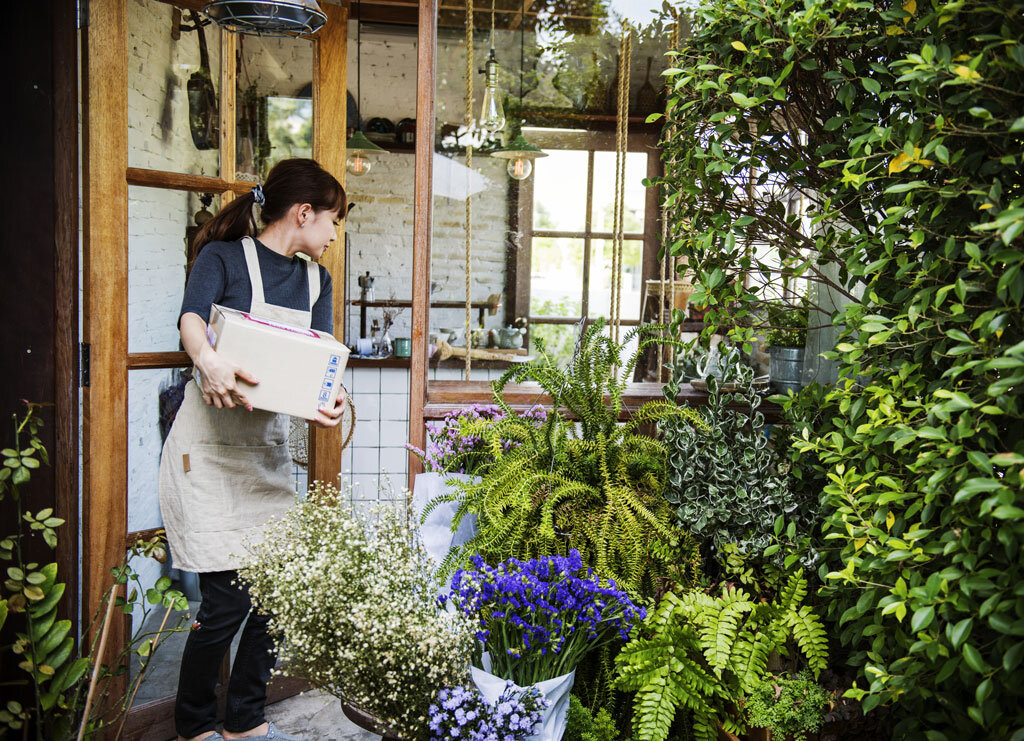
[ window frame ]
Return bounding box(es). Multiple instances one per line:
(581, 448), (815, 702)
(507, 129), (663, 337)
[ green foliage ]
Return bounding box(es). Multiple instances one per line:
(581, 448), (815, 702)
(1, 404), (188, 740)
(428, 320), (707, 598)
(662, 350), (812, 567)
(614, 571), (828, 741)
(659, 0), (1024, 734)
(763, 301), (808, 349)
(744, 672), (830, 740)
(565, 694), (620, 741)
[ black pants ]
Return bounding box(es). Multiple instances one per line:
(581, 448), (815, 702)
(174, 570), (276, 737)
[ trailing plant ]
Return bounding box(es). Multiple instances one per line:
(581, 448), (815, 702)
(0, 404), (188, 740)
(240, 481), (476, 741)
(657, 0), (1024, 733)
(426, 320), (707, 598)
(662, 349), (812, 570)
(614, 571), (828, 741)
(745, 671), (831, 740)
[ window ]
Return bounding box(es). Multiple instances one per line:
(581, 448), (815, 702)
(513, 130), (660, 366)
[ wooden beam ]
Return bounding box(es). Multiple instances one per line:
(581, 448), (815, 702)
(308, 1), (349, 486)
(127, 352), (192, 370)
(408, 0), (437, 489)
(81, 0), (128, 704)
(508, 0), (536, 29)
(126, 167), (253, 195)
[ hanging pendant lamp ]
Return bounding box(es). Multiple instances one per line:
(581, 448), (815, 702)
(345, 0), (385, 177)
(492, 0), (545, 180)
(202, 0), (327, 36)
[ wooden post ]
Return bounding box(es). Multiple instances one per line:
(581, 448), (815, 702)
(408, 0), (438, 489)
(81, 0), (128, 704)
(220, 27), (237, 204)
(309, 1), (349, 485)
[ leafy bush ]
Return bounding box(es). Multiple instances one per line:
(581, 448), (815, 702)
(565, 694), (619, 741)
(662, 350), (810, 567)
(427, 321), (706, 598)
(658, 0), (1024, 734)
(615, 572), (828, 741)
(745, 672), (830, 740)
(763, 301), (808, 350)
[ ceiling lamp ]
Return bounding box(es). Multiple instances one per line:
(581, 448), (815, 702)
(478, 1), (506, 133)
(202, 1), (327, 36)
(491, 0), (546, 180)
(345, 0), (385, 177)
(491, 134), (547, 181)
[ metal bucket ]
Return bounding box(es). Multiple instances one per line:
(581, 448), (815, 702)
(770, 346), (805, 394)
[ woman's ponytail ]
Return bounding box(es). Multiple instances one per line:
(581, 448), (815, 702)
(189, 190), (259, 267)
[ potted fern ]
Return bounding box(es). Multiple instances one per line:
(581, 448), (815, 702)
(423, 320), (707, 599)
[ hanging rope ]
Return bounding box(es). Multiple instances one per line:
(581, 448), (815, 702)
(463, 0), (476, 380)
(610, 29), (632, 351)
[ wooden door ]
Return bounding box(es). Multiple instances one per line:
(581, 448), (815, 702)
(81, 1), (347, 735)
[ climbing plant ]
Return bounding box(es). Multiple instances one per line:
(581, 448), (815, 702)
(657, 0), (1024, 736)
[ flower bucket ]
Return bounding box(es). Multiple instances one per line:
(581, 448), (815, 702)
(411, 472), (479, 566)
(471, 653), (575, 741)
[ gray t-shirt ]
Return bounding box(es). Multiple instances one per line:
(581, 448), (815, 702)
(179, 237), (333, 333)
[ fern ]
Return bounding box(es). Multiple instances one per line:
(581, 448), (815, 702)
(614, 575), (830, 741)
(429, 320), (707, 598)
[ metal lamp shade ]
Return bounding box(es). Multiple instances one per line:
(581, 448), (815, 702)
(346, 129), (386, 155)
(490, 134), (548, 161)
(202, 0), (327, 36)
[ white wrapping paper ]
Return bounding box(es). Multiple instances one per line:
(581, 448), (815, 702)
(471, 653), (575, 741)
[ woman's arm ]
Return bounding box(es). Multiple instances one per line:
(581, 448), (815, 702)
(180, 311), (259, 410)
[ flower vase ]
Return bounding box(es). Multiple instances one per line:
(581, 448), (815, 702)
(471, 653), (575, 741)
(411, 472), (480, 568)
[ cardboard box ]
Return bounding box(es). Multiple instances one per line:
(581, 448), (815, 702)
(207, 304), (350, 420)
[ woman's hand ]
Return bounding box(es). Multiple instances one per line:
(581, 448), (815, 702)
(196, 343), (259, 410)
(312, 383), (348, 428)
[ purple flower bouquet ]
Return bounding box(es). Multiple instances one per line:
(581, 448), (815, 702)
(428, 683), (548, 741)
(445, 550), (646, 686)
(406, 404), (546, 476)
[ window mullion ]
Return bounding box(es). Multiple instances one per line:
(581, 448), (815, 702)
(581, 150), (595, 320)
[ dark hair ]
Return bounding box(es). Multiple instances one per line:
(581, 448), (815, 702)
(192, 158), (346, 257)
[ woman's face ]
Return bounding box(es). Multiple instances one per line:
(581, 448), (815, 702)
(297, 206), (342, 261)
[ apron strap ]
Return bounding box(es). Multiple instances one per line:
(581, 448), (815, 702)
(241, 236), (266, 307)
(306, 259), (321, 310)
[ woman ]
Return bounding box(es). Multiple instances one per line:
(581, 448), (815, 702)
(159, 158), (347, 741)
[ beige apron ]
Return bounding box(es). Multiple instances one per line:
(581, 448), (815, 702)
(158, 236), (321, 572)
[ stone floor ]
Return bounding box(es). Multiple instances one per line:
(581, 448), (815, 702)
(264, 690), (379, 741)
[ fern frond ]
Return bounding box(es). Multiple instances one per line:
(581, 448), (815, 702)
(787, 605), (830, 678)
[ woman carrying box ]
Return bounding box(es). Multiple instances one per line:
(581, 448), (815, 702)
(159, 158), (347, 741)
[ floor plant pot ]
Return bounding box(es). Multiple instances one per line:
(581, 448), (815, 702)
(472, 653), (575, 741)
(410, 472), (479, 568)
(769, 346), (805, 394)
(340, 702), (402, 740)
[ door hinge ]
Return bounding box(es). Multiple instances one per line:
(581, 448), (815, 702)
(80, 343), (90, 387)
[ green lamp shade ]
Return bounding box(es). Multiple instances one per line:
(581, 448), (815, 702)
(491, 134), (548, 161)
(346, 129), (386, 154)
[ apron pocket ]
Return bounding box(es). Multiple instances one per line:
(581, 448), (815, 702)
(184, 442), (295, 533)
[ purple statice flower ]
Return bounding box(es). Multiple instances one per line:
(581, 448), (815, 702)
(428, 684), (547, 741)
(406, 404), (547, 475)
(443, 550), (645, 685)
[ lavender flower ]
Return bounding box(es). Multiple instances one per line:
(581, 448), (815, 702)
(407, 404), (547, 475)
(428, 683), (548, 741)
(443, 550), (645, 685)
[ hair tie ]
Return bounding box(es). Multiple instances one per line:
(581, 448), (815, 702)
(251, 184), (266, 206)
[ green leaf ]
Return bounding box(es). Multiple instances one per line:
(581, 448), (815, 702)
(911, 605), (935, 632)
(962, 643), (989, 673)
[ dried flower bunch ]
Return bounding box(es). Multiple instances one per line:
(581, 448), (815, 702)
(407, 404), (547, 475)
(239, 482), (476, 740)
(445, 550), (645, 685)
(428, 682), (549, 741)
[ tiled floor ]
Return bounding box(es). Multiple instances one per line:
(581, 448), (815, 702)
(264, 690), (379, 741)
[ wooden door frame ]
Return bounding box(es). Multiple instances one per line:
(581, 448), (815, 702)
(82, 1), (349, 734)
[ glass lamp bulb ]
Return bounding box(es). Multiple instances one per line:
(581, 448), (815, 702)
(347, 153), (372, 177)
(480, 86), (506, 133)
(507, 156), (532, 181)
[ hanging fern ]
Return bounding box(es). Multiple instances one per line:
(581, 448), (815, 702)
(614, 573), (829, 741)
(424, 321), (707, 599)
